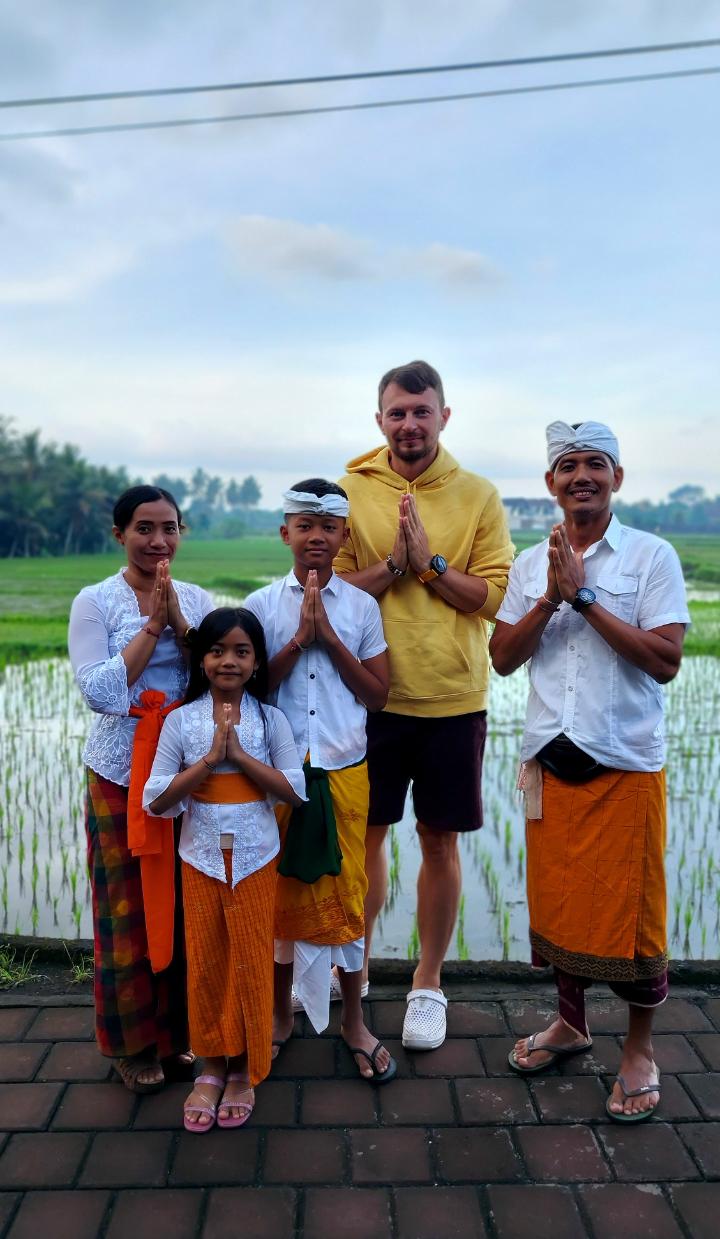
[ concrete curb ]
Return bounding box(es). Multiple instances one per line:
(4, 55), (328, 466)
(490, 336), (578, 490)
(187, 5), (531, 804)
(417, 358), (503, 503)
(4, 934), (720, 986)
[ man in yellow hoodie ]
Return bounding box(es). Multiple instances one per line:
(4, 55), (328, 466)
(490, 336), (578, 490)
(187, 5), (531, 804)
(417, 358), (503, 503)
(335, 360), (513, 1050)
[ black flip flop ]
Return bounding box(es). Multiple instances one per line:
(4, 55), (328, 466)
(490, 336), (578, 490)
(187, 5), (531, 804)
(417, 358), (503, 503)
(271, 1037), (291, 1063)
(347, 1041), (397, 1085)
(606, 1072), (661, 1123)
(508, 1031), (593, 1075)
(161, 1051), (197, 1082)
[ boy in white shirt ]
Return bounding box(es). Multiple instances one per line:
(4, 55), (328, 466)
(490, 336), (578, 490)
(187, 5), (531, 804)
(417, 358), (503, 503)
(244, 479), (396, 1083)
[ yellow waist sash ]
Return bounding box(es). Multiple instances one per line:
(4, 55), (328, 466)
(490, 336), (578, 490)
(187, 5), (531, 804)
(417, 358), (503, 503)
(192, 771), (265, 804)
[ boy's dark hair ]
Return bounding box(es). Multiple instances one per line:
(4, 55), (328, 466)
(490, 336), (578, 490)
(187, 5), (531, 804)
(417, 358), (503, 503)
(113, 485), (184, 531)
(289, 478), (348, 502)
(377, 360), (445, 412)
(184, 607), (269, 705)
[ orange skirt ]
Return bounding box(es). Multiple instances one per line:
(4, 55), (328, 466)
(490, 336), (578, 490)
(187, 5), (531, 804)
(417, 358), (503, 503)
(274, 760), (368, 946)
(527, 768), (667, 982)
(182, 853), (276, 1083)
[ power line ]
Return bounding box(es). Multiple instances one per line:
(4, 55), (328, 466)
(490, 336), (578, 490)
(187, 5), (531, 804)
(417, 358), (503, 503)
(1, 37), (719, 111)
(1, 64), (717, 143)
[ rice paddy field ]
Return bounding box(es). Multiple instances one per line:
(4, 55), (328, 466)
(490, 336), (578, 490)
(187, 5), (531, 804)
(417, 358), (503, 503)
(1, 534), (719, 960)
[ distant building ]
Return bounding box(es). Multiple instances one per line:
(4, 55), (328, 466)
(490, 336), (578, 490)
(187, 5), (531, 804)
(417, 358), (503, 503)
(502, 497), (560, 533)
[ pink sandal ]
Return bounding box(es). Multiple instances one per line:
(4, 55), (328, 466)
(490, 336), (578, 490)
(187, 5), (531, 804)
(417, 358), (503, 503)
(217, 1072), (255, 1129)
(183, 1073), (225, 1133)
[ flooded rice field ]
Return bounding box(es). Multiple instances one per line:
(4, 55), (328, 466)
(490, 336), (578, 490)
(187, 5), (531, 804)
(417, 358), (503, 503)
(1, 656), (719, 960)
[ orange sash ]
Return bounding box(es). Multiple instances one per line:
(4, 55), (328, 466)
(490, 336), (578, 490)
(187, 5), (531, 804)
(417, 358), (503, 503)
(192, 771), (265, 804)
(127, 690), (182, 974)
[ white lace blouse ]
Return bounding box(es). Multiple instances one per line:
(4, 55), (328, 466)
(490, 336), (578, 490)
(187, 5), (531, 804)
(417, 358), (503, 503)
(68, 568), (214, 786)
(142, 692), (306, 886)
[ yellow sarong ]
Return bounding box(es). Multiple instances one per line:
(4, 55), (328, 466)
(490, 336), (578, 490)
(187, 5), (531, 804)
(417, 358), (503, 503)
(527, 767), (667, 982)
(274, 760), (369, 945)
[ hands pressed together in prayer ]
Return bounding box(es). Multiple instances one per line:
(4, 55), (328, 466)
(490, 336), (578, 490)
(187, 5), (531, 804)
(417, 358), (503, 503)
(398, 493), (434, 575)
(206, 702), (248, 770)
(547, 523), (585, 605)
(296, 570), (338, 648)
(146, 559), (188, 640)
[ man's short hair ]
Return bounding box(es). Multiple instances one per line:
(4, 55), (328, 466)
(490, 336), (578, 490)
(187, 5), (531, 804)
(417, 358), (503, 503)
(378, 360), (445, 412)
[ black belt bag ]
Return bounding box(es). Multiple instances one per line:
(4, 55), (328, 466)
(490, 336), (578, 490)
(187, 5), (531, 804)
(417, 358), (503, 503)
(535, 734), (610, 784)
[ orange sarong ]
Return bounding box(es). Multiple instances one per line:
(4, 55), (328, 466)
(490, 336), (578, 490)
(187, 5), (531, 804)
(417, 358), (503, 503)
(127, 690), (182, 975)
(192, 771), (264, 804)
(274, 759), (368, 945)
(182, 853), (276, 1082)
(526, 767), (667, 982)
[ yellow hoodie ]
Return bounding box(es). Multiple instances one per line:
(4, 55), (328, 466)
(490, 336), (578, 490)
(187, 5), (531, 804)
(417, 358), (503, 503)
(335, 444), (513, 717)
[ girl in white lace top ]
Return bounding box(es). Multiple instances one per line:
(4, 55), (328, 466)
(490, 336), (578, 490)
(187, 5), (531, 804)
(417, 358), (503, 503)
(68, 484), (213, 1095)
(143, 607), (305, 1132)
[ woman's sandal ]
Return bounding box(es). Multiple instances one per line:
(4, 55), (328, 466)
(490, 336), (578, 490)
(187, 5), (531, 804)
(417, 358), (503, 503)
(112, 1053), (165, 1094)
(347, 1040), (397, 1085)
(162, 1051), (197, 1082)
(217, 1072), (255, 1129)
(508, 1031), (593, 1075)
(606, 1072), (661, 1123)
(183, 1074), (225, 1133)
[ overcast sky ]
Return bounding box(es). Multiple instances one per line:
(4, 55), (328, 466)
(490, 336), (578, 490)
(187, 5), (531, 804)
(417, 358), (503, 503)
(1, 0), (718, 506)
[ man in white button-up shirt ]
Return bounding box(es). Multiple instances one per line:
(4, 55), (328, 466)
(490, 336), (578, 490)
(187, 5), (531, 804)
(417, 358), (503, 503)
(490, 421), (689, 1123)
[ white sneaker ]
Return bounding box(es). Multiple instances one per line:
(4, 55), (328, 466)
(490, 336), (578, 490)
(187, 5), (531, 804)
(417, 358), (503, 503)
(291, 972), (369, 1012)
(402, 988), (448, 1050)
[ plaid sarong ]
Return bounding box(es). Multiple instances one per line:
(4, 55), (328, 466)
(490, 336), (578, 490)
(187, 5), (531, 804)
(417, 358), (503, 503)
(85, 770), (189, 1059)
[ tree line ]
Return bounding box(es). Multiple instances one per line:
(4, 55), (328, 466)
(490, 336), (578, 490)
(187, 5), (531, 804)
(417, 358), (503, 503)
(0, 418), (263, 557)
(2, 417), (719, 558)
(614, 486), (720, 536)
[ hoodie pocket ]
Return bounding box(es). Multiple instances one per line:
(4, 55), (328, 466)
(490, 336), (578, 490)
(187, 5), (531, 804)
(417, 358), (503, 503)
(383, 619), (479, 703)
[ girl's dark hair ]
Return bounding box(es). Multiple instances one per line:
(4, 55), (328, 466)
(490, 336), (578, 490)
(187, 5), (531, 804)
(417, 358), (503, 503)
(113, 485), (184, 531)
(184, 608), (269, 705)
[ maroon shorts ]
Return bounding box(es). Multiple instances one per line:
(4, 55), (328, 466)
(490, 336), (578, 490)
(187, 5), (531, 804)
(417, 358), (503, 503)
(366, 710), (487, 832)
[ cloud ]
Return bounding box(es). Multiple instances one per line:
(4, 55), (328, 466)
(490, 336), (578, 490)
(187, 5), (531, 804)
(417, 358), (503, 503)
(225, 216), (375, 280)
(407, 242), (502, 288)
(223, 214), (500, 289)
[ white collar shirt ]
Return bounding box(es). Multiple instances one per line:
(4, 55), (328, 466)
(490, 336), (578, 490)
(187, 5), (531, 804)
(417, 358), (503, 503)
(244, 570), (386, 770)
(495, 516), (690, 771)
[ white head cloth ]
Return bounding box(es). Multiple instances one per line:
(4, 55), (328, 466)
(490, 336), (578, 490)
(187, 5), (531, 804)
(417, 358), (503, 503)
(546, 420), (620, 470)
(282, 489), (349, 517)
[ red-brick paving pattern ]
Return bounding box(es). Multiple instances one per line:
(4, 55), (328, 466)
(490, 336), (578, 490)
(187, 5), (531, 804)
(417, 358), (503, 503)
(0, 987), (719, 1237)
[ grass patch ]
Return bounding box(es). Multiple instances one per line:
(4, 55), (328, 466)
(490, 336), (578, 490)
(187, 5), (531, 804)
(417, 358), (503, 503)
(64, 944), (94, 984)
(0, 943), (43, 990)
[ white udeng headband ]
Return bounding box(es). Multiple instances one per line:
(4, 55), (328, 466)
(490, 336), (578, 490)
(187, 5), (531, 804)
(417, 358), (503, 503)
(282, 489), (350, 516)
(546, 420), (620, 470)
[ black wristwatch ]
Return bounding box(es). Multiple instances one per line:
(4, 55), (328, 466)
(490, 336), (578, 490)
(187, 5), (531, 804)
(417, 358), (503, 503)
(418, 554), (448, 583)
(571, 587), (596, 612)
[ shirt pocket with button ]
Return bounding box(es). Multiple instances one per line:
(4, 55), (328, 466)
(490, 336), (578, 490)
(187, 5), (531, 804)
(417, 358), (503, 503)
(594, 571), (639, 622)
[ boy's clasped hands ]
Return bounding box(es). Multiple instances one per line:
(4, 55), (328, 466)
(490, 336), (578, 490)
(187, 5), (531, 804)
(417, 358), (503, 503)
(206, 703), (248, 770)
(296, 570), (337, 648)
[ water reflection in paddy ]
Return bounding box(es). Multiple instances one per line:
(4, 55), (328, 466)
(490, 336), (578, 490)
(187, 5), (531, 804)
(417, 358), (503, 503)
(1, 657), (718, 960)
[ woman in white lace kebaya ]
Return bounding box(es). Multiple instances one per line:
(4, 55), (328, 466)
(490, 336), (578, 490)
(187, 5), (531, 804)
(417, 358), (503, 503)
(68, 485), (213, 1093)
(143, 608), (305, 1132)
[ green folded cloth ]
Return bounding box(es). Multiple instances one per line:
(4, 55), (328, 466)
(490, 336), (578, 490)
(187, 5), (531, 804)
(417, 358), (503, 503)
(278, 761), (343, 884)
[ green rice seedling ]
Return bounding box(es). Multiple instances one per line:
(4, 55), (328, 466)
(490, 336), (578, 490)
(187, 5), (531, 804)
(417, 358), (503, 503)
(407, 915), (420, 961)
(63, 944), (93, 984)
(0, 944), (43, 990)
(502, 907), (511, 960)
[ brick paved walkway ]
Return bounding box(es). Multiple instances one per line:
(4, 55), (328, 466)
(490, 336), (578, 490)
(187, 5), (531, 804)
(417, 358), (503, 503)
(0, 983), (719, 1238)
